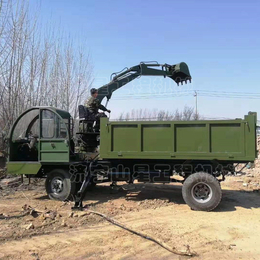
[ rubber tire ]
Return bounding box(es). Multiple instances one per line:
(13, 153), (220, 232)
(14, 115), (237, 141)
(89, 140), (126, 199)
(182, 172), (222, 211)
(45, 169), (76, 201)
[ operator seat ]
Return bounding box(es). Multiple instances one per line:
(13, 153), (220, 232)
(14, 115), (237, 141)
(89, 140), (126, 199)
(78, 105), (95, 120)
(78, 105), (95, 133)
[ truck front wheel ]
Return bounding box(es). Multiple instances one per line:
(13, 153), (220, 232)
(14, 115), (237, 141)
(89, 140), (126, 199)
(182, 172), (222, 211)
(45, 169), (76, 201)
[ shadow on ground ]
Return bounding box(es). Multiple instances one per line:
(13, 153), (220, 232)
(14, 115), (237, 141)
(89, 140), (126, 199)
(35, 183), (260, 212)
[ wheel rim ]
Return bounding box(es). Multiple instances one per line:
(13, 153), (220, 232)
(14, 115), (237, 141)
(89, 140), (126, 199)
(51, 177), (64, 195)
(191, 182), (212, 203)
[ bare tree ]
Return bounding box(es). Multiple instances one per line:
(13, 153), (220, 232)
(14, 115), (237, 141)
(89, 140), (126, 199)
(116, 106), (201, 121)
(0, 0), (93, 151)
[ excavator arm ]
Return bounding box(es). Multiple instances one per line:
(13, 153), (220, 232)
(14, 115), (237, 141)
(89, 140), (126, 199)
(97, 61), (191, 103)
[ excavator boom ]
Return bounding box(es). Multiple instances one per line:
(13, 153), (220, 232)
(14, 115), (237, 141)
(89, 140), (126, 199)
(97, 61), (191, 103)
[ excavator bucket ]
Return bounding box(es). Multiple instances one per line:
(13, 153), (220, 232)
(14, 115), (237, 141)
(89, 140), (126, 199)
(168, 62), (192, 85)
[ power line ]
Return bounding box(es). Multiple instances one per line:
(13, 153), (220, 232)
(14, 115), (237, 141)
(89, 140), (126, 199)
(114, 92), (260, 100)
(198, 94), (260, 99)
(112, 90), (260, 100)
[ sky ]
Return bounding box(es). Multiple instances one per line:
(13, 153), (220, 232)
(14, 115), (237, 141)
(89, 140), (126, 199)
(31, 0), (260, 120)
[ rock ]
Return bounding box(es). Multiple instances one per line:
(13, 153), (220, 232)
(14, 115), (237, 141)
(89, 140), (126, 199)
(68, 212), (74, 218)
(120, 204), (126, 211)
(30, 209), (39, 218)
(0, 168), (6, 178)
(78, 212), (90, 217)
(229, 244), (236, 249)
(22, 204), (32, 211)
(39, 213), (46, 221)
(243, 183), (248, 187)
(61, 219), (67, 227)
(44, 210), (57, 220)
(0, 177), (21, 187)
(159, 197), (170, 203)
(30, 252), (39, 260)
(26, 223), (34, 230)
(0, 213), (9, 218)
(60, 202), (68, 207)
(39, 210), (58, 221)
(56, 213), (62, 219)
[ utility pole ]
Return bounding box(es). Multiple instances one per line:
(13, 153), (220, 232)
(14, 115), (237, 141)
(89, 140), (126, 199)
(194, 91), (198, 116)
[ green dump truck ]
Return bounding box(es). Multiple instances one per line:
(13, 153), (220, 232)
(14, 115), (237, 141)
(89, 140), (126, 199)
(6, 62), (258, 211)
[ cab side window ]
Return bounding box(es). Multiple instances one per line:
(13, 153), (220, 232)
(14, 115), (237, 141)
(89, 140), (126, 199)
(12, 109), (39, 141)
(41, 110), (67, 138)
(41, 110), (56, 138)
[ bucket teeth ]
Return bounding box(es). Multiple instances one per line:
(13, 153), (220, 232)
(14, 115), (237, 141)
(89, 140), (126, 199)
(176, 78), (191, 86)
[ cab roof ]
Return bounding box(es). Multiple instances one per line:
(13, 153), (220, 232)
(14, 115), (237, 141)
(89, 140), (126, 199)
(30, 106), (71, 118)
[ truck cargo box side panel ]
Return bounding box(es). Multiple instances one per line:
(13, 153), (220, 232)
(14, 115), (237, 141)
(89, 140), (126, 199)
(141, 124), (172, 152)
(100, 113), (257, 162)
(175, 124), (207, 153)
(111, 125), (139, 152)
(210, 124), (242, 154)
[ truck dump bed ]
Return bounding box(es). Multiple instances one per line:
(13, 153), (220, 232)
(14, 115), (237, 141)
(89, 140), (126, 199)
(100, 112), (257, 162)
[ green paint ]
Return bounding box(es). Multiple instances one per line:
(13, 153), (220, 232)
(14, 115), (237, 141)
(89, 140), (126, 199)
(7, 162), (41, 175)
(97, 62), (191, 103)
(40, 140), (70, 162)
(142, 124), (172, 152)
(100, 113), (257, 162)
(175, 124), (208, 153)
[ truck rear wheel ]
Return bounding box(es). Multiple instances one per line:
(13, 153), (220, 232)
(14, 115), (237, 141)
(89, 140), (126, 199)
(182, 172), (222, 211)
(45, 169), (76, 201)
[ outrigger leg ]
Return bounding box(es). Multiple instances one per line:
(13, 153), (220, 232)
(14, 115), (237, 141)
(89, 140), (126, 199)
(72, 165), (92, 210)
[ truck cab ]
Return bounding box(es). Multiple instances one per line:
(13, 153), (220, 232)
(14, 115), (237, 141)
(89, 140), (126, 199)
(7, 107), (73, 175)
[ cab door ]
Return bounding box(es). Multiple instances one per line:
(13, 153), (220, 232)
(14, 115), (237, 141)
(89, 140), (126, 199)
(39, 109), (70, 163)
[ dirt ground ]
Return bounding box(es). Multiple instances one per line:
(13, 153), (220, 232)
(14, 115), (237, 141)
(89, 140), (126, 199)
(0, 173), (260, 260)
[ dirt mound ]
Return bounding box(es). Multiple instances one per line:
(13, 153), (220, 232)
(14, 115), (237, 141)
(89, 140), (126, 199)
(231, 136), (260, 191)
(252, 136), (260, 174)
